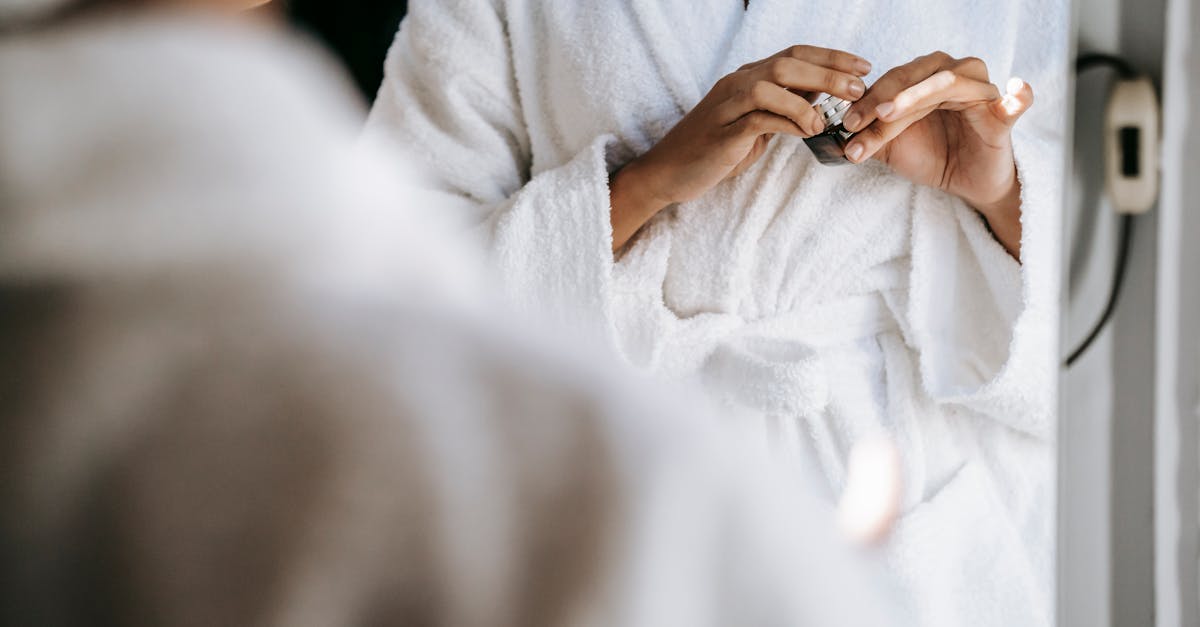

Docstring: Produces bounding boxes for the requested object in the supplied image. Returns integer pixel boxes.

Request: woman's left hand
[840,52,1034,259]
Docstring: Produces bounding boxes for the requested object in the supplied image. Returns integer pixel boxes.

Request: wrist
[609,156,673,251]
[967,170,1023,260]
[611,157,672,219]
[970,172,1022,221]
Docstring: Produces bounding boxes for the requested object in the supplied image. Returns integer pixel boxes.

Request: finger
[875,70,1000,122]
[728,110,809,140]
[718,79,826,135]
[990,77,1034,127]
[949,55,990,82]
[842,107,933,164]
[738,44,870,76]
[843,51,956,133]
[774,44,873,76]
[750,56,868,102]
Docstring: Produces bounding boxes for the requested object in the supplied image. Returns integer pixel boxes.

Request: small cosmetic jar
[803,95,857,166]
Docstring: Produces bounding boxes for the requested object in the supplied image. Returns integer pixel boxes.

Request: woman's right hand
[610,45,872,251]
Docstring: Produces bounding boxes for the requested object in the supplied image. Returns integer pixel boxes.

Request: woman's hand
[839,52,1034,260]
[610,45,872,251]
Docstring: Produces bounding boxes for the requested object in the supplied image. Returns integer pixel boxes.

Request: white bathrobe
[367,1,1064,625]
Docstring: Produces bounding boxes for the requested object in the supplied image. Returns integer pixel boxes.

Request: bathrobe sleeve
[365,0,618,339]
[904,2,1065,439]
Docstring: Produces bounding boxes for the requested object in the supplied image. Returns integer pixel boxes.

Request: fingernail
[846,143,864,162]
[875,101,895,119]
[844,111,862,131]
[848,80,865,99]
[854,59,872,75]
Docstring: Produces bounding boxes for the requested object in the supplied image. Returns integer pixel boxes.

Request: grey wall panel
[1155,0,1199,624]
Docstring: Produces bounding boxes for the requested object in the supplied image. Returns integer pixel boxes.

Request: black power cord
[1076,52,1136,79]
[1065,53,1142,368]
[1066,214,1134,366]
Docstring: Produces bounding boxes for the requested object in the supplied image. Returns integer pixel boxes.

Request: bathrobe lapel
[718,0,794,74]
[627,0,696,109]
[715,1,882,76]
[627,0,762,111]
[626,0,876,115]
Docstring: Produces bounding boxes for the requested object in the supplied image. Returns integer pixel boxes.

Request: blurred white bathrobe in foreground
[0,12,894,627]
[367,1,1066,625]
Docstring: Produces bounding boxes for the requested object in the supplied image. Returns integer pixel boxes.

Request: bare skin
[841,52,1033,260]
[609,45,872,251]
[42,0,272,25]
[610,49,1033,261]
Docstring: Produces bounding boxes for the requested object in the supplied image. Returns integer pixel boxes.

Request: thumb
[991,77,1035,127]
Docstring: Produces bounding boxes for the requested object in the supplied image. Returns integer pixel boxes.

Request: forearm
[972,175,1023,262]
[609,159,670,252]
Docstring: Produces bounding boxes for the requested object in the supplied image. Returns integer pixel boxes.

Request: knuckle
[888,65,915,86]
[806,109,825,130]
[958,56,989,79]
[768,58,791,82]
[788,44,812,58]
[743,111,769,132]
[749,81,773,104]
[933,69,958,88]
[821,68,841,90]
[884,75,908,93]
[959,56,985,70]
